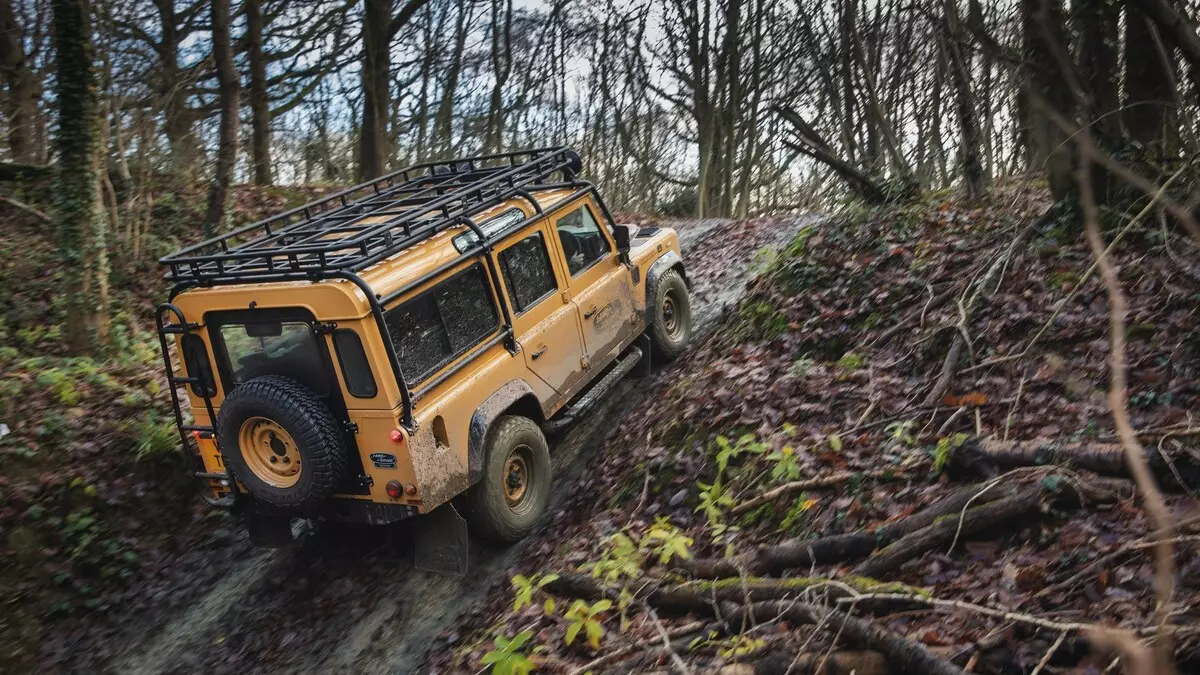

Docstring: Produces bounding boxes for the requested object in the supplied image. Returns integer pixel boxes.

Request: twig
[936,407,968,436]
[1030,630,1068,675]
[964,166,1188,373]
[1077,144,1176,647]
[566,620,705,675]
[644,603,691,675]
[1003,375,1026,441]
[730,471,891,516]
[0,195,49,221]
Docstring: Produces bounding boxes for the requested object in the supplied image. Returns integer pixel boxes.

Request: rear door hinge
[313,322,337,335]
[343,420,359,435]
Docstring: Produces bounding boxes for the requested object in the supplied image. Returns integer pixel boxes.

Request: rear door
[550,199,637,369]
[494,222,587,395]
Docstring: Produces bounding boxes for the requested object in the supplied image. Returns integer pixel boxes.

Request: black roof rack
[159,147,584,286]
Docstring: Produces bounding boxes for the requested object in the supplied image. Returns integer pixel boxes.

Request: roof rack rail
[159,147,584,286]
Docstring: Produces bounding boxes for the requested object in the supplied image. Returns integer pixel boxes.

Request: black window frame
[205,307,335,398]
[331,328,378,399]
[181,334,216,397]
[498,231,559,315]
[383,262,501,384]
[555,203,612,277]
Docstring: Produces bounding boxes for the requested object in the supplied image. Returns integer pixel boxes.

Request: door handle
[583,306,598,319]
[530,345,547,359]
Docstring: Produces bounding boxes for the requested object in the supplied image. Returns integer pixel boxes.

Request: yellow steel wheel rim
[503,448,530,507]
[238,416,302,488]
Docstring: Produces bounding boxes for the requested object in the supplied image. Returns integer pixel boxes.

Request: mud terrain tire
[649,268,692,362]
[463,415,551,543]
[216,375,348,513]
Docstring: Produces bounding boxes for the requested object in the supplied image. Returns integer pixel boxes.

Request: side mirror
[612,224,631,253]
[612,224,632,266]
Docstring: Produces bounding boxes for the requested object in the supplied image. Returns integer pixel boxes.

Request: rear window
[384,263,499,382]
[217,321,328,395]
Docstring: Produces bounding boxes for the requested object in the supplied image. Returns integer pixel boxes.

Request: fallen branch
[739,601,965,675]
[685,479,1013,578]
[853,484,1043,579]
[567,620,706,675]
[0,195,49,221]
[922,216,1042,406]
[955,437,1199,491]
[730,471,892,516]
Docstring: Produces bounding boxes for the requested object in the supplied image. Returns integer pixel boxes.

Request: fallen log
[853,484,1041,578]
[544,574,961,675]
[716,650,891,675]
[954,437,1200,491]
[739,601,965,675]
[684,480,1011,578]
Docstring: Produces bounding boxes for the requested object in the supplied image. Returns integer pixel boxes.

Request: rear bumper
[316,498,419,526]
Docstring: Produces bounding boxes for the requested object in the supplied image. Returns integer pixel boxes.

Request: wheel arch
[645,251,687,316]
[467,380,544,484]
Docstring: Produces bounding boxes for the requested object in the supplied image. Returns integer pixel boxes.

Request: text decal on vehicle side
[370,452,398,469]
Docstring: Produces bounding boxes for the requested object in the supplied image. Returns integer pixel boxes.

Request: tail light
[385,480,403,499]
[390,428,405,444]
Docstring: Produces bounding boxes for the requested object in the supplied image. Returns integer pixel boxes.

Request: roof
[159,148,585,290]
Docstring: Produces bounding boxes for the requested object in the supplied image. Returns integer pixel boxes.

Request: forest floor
[3,181,1199,674]
[432,182,1200,674]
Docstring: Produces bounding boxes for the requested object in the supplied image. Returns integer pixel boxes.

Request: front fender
[467,380,539,484]
[645,251,686,316]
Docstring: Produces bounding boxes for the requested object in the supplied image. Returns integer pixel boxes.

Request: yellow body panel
[169,189,682,516]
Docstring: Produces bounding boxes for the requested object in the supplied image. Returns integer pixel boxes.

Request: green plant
[788,356,815,378]
[480,629,539,675]
[932,433,969,474]
[885,420,917,447]
[766,444,801,482]
[134,414,179,461]
[579,532,642,583]
[695,479,734,525]
[643,517,693,565]
[713,434,766,476]
[511,573,559,615]
[563,598,611,649]
[836,351,864,370]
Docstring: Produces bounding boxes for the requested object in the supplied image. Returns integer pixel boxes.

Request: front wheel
[649,268,692,362]
[463,416,551,544]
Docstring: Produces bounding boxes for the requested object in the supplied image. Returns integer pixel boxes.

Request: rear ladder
[155,303,236,507]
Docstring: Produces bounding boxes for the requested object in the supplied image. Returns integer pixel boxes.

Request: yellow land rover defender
[155,148,691,557]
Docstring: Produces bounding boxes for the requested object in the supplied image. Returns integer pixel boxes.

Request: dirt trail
[90,215,815,675]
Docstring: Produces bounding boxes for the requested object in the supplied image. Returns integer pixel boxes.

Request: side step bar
[544,345,643,435]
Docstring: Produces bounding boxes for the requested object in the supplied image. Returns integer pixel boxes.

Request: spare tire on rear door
[216,375,349,513]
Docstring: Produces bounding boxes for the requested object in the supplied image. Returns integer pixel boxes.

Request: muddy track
[86,215,815,675]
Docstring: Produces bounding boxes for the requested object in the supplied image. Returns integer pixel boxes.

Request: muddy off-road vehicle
[155,148,690,567]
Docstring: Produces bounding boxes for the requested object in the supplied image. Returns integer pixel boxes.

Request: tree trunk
[0,0,41,163]
[1021,0,1073,199]
[1123,4,1176,150]
[359,0,391,179]
[1075,0,1120,139]
[942,0,985,198]
[245,0,271,185]
[433,2,470,157]
[51,0,108,353]
[202,0,239,236]
[154,0,199,177]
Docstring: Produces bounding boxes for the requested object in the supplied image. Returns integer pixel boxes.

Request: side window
[499,232,557,313]
[332,329,377,398]
[556,205,610,276]
[384,263,499,382]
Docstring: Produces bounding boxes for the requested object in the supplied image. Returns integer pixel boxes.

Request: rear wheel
[649,268,692,362]
[216,375,348,514]
[463,416,551,543]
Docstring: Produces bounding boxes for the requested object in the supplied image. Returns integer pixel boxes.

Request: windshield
[217,321,329,395]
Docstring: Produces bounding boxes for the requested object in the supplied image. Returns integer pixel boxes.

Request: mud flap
[412,503,469,576]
